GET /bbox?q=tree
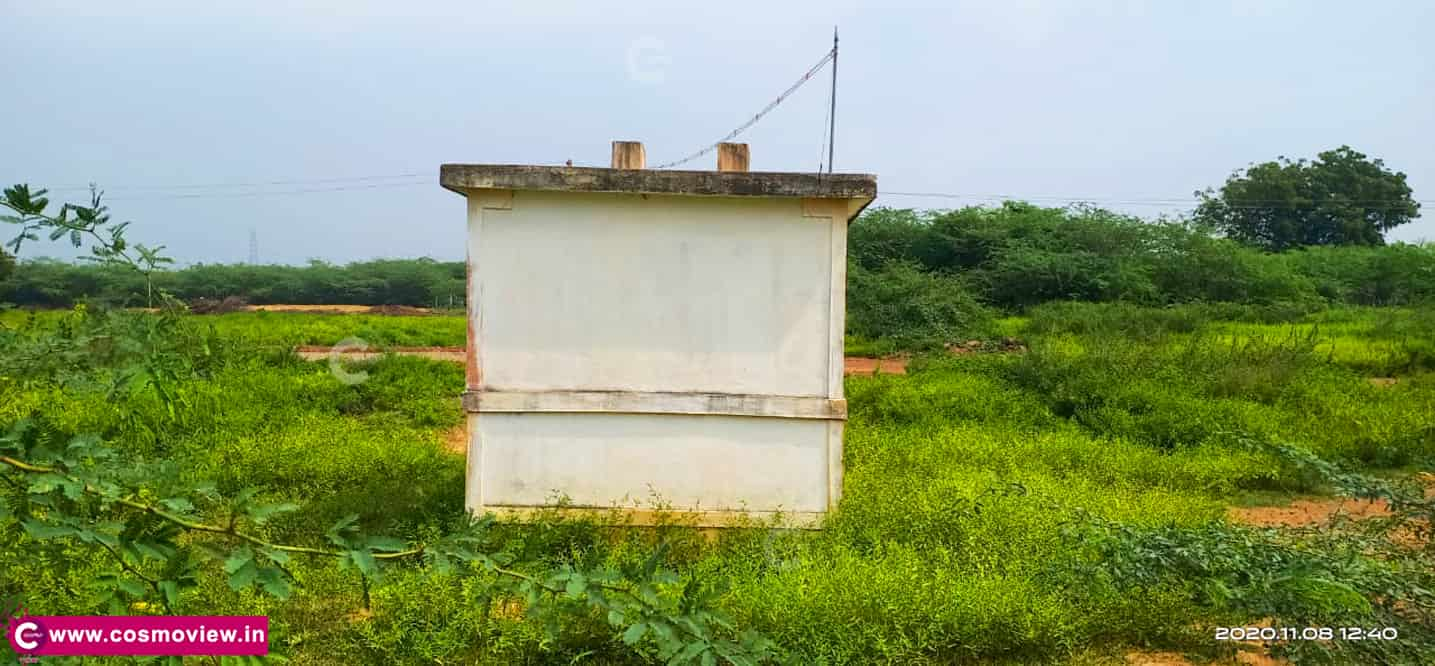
[1195,146,1420,251]
[0,246,14,283]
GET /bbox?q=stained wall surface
[460,186,857,526]
[473,191,837,397]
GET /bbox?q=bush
[1286,243,1435,305]
[1148,227,1322,306]
[846,262,996,350]
[0,247,14,283]
[842,205,1429,323]
[0,257,467,308]
[846,207,931,272]
[1022,301,1325,340]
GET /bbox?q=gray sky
[4,1,1432,265]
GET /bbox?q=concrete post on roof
[440,143,876,528]
[610,141,646,169]
[716,143,749,172]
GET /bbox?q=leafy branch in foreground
[2,184,173,306]
[0,419,777,664]
[1057,434,1435,665]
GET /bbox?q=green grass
[0,307,468,348]
[201,311,468,348]
[2,304,1433,663]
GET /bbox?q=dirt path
[442,425,467,455]
[1125,617,1300,665]
[294,346,467,363]
[1229,473,1434,529]
[1125,647,1284,665]
[843,357,908,375]
[248,304,437,315]
[1229,497,1394,528]
[302,346,910,375]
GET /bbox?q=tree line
[841,146,1425,347]
[0,257,467,309]
[845,204,1433,348]
[3,206,1429,309]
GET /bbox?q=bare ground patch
[440,425,468,456]
[294,346,466,363]
[843,356,908,375]
[1229,497,1394,528]
[1124,647,1284,666]
[247,304,435,315]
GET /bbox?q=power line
[881,191,1433,209]
[815,80,832,172]
[651,45,836,170]
[45,172,425,193]
[105,179,429,202]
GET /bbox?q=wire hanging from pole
[651,46,836,170]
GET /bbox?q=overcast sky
[4,1,1432,265]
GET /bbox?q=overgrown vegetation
[840,201,1432,349]
[4,302,1432,663]
[0,258,467,309]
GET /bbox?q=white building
[441,143,876,527]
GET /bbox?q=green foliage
[205,310,467,348]
[841,204,1433,330]
[846,261,995,349]
[5,303,1435,663]
[3,184,174,306]
[995,322,1435,466]
[1146,225,1322,305]
[0,257,467,308]
[846,206,931,272]
[1285,242,1435,305]
[0,337,775,665]
[0,183,770,664]
[1066,435,1435,664]
[1195,146,1422,251]
[0,246,13,284]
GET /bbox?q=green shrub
[0,257,468,307]
[1292,242,1435,307]
[1148,227,1322,306]
[846,261,996,350]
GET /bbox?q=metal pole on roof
[827,27,838,174]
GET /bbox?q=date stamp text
[1215,626,1399,641]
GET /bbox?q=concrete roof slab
[440,165,877,203]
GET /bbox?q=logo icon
[8,615,45,660]
[626,36,671,85]
[327,337,372,385]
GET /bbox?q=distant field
[6,305,1432,372]
[1,308,469,348]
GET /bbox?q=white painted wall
[469,412,836,514]
[474,191,834,397]
[463,188,851,525]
